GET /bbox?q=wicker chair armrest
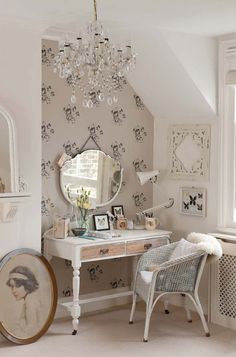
[157,251,206,271]
[137,242,178,272]
[149,251,207,288]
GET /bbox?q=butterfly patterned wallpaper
[42,39,154,298]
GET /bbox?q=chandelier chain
[93,0,98,22]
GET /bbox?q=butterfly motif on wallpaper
[189,195,197,206]
[115,208,122,216]
[197,204,202,211]
[183,202,189,210]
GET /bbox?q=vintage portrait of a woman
[0,250,57,343]
[6,265,44,338]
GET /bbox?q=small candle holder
[116,216,128,230]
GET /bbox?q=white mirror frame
[0,104,19,193]
[97,167,123,208]
[60,151,124,208]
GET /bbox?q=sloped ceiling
[126,27,217,120]
[1,1,221,120]
[2,0,236,36]
[162,31,217,114]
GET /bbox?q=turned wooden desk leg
[71,262,81,335]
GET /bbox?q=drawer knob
[99,248,109,255]
[144,243,152,250]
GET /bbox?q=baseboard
[55,287,132,320]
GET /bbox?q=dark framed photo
[93,214,110,231]
[111,205,124,217]
[0,248,57,345]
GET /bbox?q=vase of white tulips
[68,187,92,237]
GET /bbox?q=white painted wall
[123,27,219,236]
[153,115,218,313]
[162,31,217,114]
[153,117,218,237]
[127,27,217,120]
[125,26,218,237]
[149,32,218,311]
[126,27,218,311]
[0,24,41,257]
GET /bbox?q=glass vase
[70,206,89,237]
[69,205,79,236]
[77,213,89,237]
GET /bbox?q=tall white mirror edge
[0,104,30,223]
[0,104,19,194]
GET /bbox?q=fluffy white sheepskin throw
[187,232,222,263]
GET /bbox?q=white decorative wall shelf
[0,193,31,222]
[168,124,210,180]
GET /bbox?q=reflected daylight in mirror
[60,150,123,208]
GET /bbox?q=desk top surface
[44,229,172,246]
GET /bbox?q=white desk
[44,229,172,334]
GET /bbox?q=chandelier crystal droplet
[53,0,136,108]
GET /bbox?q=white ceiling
[2,0,236,37]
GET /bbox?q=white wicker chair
[129,242,209,342]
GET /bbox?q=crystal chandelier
[54,0,136,109]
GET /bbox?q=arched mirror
[60,150,123,208]
[0,105,18,194]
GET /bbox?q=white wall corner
[0,24,42,252]
[126,27,217,121]
[161,30,218,115]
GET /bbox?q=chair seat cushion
[169,238,197,261]
[140,271,153,284]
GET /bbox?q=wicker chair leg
[163,299,170,314]
[193,293,210,336]
[143,310,151,342]
[182,294,192,322]
[129,293,137,324]
[143,283,158,341]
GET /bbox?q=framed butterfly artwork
[93,214,110,231]
[179,187,206,217]
[111,205,124,218]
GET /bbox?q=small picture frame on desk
[111,205,124,218]
[93,214,110,231]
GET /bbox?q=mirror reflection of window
[0,113,11,192]
[61,150,122,207]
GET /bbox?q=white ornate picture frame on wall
[168,124,210,180]
[179,187,206,217]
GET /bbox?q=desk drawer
[81,242,125,261]
[126,237,168,255]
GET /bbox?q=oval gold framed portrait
[0,248,57,344]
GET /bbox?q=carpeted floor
[1,304,236,357]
